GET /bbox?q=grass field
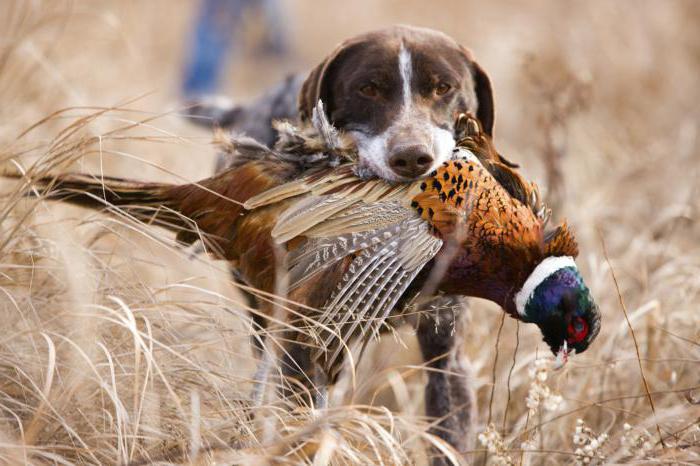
[0,1,699,464]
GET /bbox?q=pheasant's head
[514,256,601,357]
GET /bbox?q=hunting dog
[188,25,500,462]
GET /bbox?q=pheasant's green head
[515,256,601,357]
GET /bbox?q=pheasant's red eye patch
[567,316,589,344]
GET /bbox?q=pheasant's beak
[553,341,576,369]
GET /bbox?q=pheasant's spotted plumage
[412,157,535,240]
[8,112,599,380]
[413,161,473,236]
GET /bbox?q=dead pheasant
[7,113,599,392]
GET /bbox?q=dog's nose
[388,147,434,178]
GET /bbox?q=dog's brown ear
[460,47,495,136]
[298,59,328,122]
[298,38,363,122]
[472,61,495,136]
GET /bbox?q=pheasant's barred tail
[17,172,195,237]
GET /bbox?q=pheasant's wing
[285,201,416,291]
[277,169,419,292]
[313,216,442,373]
[267,177,440,373]
[271,182,416,243]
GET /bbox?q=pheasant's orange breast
[410,156,536,246]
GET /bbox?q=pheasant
[8,112,600,404]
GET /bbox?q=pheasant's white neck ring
[515,256,577,317]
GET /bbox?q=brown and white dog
[186,25,498,462]
[189,25,495,182]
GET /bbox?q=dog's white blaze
[514,256,578,317]
[398,44,412,114]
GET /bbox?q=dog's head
[299,25,494,181]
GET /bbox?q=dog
[185,26,500,463]
[188,25,495,182]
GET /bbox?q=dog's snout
[388,146,434,178]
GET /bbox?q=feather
[544,222,579,257]
[272,193,359,243]
[310,217,442,372]
[311,101,342,151]
[243,178,316,210]
[10,172,192,235]
[243,165,356,209]
[286,216,409,290]
[271,176,411,243]
[272,103,358,166]
[304,201,410,237]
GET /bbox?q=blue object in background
[182,0,289,98]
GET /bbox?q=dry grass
[0,0,699,464]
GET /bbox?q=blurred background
[0,0,698,464]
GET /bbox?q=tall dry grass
[0,0,699,464]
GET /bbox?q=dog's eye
[359,84,379,98]
[435,82,451,96]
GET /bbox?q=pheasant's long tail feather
[15,172,193,235]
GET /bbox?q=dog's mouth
[347,129,404,182]
[348,126,457,182]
